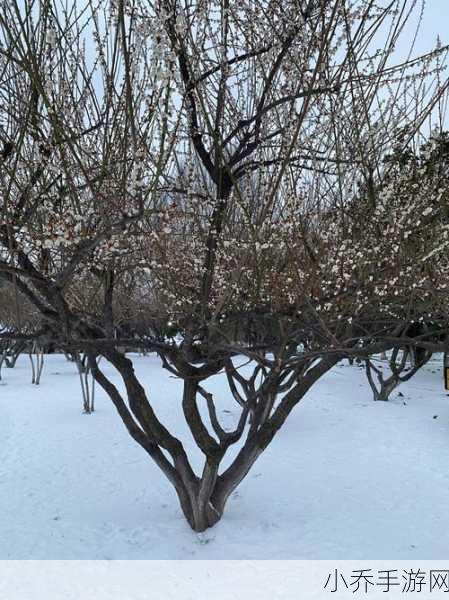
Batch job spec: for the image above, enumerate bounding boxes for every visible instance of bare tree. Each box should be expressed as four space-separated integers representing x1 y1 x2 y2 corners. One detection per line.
28 340 45 384
1 0 449 532
0 282 42 377
365 347 432 402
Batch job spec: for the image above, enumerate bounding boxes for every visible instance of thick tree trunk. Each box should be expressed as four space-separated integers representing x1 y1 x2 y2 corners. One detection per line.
374 377 399 401
365 359 400 401
186 496 223 532
90 350 339 533
176 453 261 532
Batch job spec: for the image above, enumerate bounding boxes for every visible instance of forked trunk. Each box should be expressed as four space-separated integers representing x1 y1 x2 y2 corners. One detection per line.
172 463 224 532
175 452 259 532
374 378 399 401
181 495 223 532
90 350 339 533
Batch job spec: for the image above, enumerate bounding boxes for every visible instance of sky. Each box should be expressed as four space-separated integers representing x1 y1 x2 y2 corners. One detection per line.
418 0 449 44
391 0 449 129
402 0 449 55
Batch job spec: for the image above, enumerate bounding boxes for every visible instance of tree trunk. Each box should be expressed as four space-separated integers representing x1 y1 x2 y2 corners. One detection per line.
365 348 432 402
186 496 223 532
374 377 399 401
90 350 339 532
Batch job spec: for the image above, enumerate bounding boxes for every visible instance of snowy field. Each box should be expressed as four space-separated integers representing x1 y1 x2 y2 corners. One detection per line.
1 352 449 559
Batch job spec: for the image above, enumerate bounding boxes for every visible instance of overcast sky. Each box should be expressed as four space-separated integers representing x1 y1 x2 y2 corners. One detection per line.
404 0 449 54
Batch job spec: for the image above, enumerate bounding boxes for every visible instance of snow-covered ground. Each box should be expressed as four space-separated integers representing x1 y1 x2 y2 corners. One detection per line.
1 352 449 559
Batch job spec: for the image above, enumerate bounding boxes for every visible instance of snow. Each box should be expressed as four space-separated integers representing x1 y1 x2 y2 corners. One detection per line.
1 353 449 559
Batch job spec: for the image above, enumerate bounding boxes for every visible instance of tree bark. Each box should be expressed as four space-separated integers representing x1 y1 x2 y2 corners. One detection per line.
89 350 339 532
